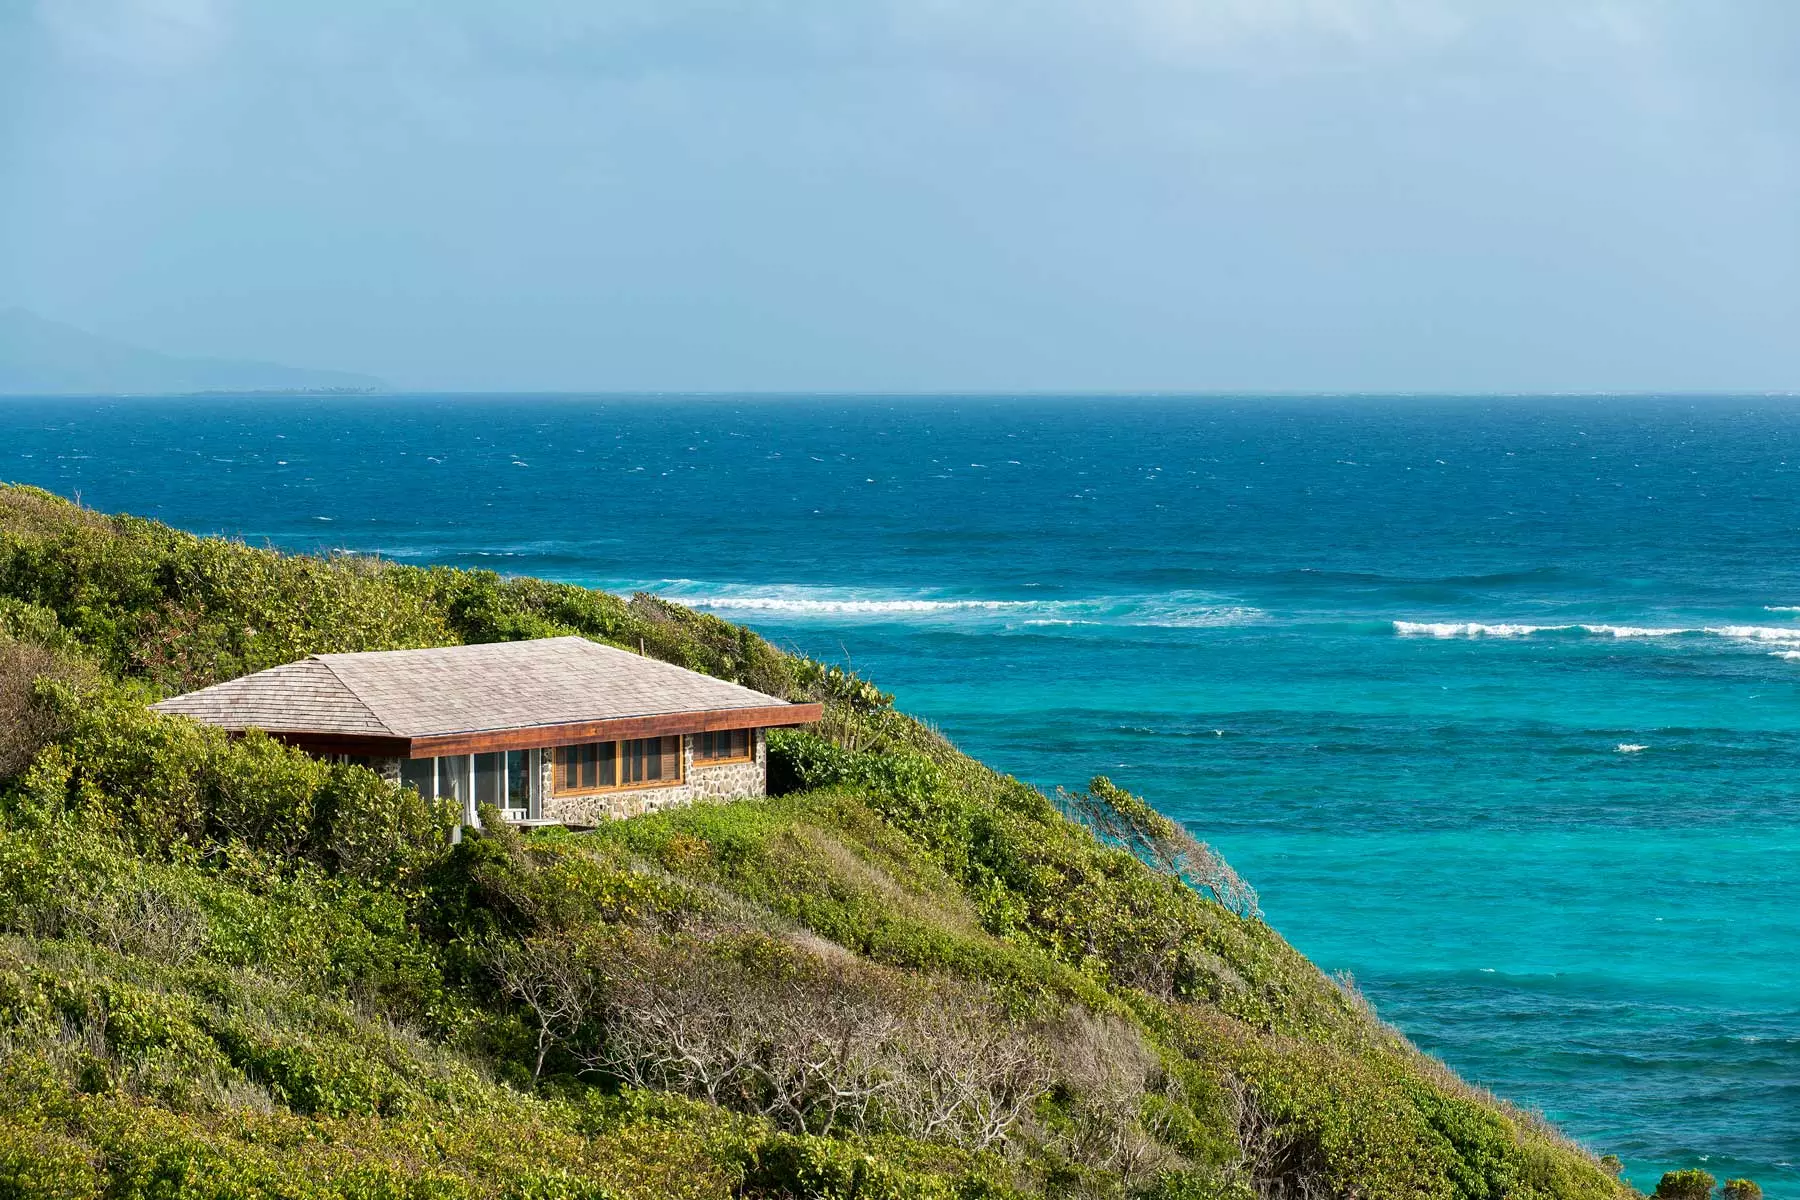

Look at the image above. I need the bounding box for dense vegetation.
[0,483,1639,1199]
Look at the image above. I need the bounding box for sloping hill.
[0,308,384,394]
[0,483,1634,1199]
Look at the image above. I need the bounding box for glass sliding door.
[504,750,532,820]
[475,753,503,810]
[435,754,474,827]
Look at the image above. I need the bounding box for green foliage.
[8,686,453,885]
[737,1133,994,1200]
[1722,1179,1762,1200]
[0,484,1639,1200]
[1654,1170,1716,1199]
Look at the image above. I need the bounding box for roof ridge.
[307,654,400,737]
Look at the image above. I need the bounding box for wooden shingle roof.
[151,636,819,755]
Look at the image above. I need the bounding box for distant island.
[0,307,386,395]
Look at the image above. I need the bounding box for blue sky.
[2,1,1796,392]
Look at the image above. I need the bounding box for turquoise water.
[4,394,1797,1193]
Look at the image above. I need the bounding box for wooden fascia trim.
[403,702,823,759]
[269,732,412,758]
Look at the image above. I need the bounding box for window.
[553,736,681,794]
[621,736,680,784]
[435,755,468,806]
[401,752,536,821]
[400,757,433,797]
[694,728,753,763]
[505,750,531,818]
[555,742,616,793]
[435,754,470,814]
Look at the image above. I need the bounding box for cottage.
[151,636,822,827]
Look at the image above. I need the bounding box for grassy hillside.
[0,483,1635,1200]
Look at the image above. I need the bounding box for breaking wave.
[1395,620,1800,646]
[1393,621,1558,638]
[687,595,1032,616]
[640,583,1265,629]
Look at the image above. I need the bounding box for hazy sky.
[2,1,1797,392]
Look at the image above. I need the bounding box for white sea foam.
[688,595,1033,616]
[1129,604,1266,629]
[655,583,1264,628]
[1701,624,1800,642]
[1393,621,1553,638]
[1615,744,1648,754]
[1395,620,1800,644]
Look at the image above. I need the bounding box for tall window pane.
[597,741,617,788]
[506,751,531,816]
[475,753,502,807]
[437,755,467,806]
[401,757,433,796]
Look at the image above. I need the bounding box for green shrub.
[0,638,95,783]
[9,686,452,884]
[1655,1169,1717,1199]
[0,1120,100,1200]
[766,729,940,808]
[1722,1180,1761,1200]
[739,1133,953,1200]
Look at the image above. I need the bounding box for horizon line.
[3,389,1799,401]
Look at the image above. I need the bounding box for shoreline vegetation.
[0,482,1660,1198]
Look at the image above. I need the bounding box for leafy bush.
[8,685,452,881]
[0,637,94,782]
[1723,1180,1762,1200]
[1655,1169,1717,1199]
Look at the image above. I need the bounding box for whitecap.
[1393,621,1554,638]
[1394,620,1800,644]
[1615,744,1648,753]
[1130,604,1266,629]
[690,595,1034,616]
[1700,624,1800,642]
[655,583,1264,629]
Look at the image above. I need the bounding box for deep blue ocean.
[4,395,1796,1194]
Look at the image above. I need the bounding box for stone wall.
[538,730,767,825]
